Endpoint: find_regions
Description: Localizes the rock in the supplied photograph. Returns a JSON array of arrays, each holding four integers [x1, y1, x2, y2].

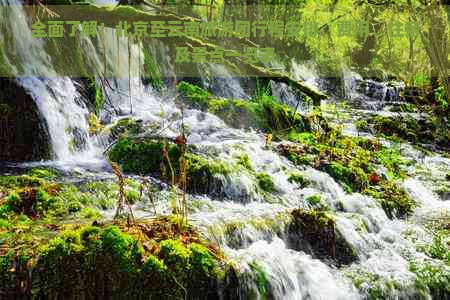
[[287, 209, 358, 266], [0, 78, 51, 161]]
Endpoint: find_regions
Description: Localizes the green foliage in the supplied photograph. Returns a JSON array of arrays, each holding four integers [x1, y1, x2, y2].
[[375, 147, 406, 179], [99, 226, 144, 272], [80, 207, 102, 219], [189, 243, 216, 275], [281, 129, 415, 217], [435, 86, 449, 110], [125, 188, 140, 204], [5, 191, 21, 207], [412, 74, 430, 87], [28, 168, 58, 180], [322, 162, 352, 192], [287, 131, 317, 144], [185, 154, 234, 194], [365, 181, 415, 218], [369, 114, 449, 148], [355, 119, 370, 132], [0, 174, 45, 189], [35, 188, 65, 216], [418, 230, 450, 262], [142, 255, 166, 273], [0, 41, 12, 76], [346, 268, 402, 299], [410, 260, 450, 299], [158, 239, 218, 284]]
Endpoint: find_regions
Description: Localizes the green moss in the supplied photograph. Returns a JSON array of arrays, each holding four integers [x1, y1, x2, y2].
[[0, 215, 224, 298], [256, 172, 275, 193], [369, 114, 449, 147], [125, 189, 140, 204], [287, 131, 317, 145], [185, 154, 234, 194], [34, 188, 65, 217], [305, 195, 322, 206], [142, 254, 166, 273], [0, 218, 12, 229], [375, 147, 406, 179], [417, 230, 450, 262], [236, 153, 253, 171], [142, 48, 164, 91], [409, 260, 450, 299], [288, 209, 357, 264], [0, 41, 12, 76], [178, 81, 313, 134], [249, 262, 269, 299], [345, 268, 402, 299], [287, 171, 310, 188], [355, 119, 370, 132], [0, 174, 45, 189], [158, 239, 218, 284], [109, 117, 141, 138], [80, 207, 102, 219], [177, 81, 210, 108], [108, 138, 181, 174], [321, 161, 367, 193], [280, 130, 415, 218], [28, 168, 58, 180], [365, 181, 416, 218]]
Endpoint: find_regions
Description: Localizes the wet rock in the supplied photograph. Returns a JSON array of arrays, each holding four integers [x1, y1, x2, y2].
[[0, 78, 51, 161], [287, 209, 358, 266]]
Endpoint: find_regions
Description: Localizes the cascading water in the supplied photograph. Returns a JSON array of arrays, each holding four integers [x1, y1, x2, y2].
[[0, 0, 101, 164], [342, 67, 406, 110], [1, 2, 449, 299]]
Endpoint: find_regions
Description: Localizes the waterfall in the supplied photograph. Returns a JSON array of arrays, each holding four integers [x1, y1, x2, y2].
[[342, 67, 406, 110], [0, 0, 100, 163], [1, 2, 449, 299]]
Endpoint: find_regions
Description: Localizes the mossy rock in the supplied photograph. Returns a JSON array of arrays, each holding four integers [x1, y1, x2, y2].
[[287, 171, 310, 188], [0, 224, 227, 299], [287, 209, 357, 265], [319, 161, 369, 194], [109, 118, 142, 140], [185, 154, 232, 196], [178, 81, 313, 134], [369, 114, 450, 148], [256, 172, 276, 193], [365, 181, 416, 219], [108, 137, 181, 175]]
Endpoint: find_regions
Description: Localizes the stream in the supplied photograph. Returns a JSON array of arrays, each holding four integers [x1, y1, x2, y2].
[[0, 1, 449, 299]]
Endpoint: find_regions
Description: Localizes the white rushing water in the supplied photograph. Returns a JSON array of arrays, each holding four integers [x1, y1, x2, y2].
[[1, 2, 449, 299], [0, 0, 102, 165]]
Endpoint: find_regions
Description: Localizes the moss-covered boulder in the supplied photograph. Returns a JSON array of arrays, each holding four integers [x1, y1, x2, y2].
[[369, 114, 450, 149], [0, 222, 229, 299], [108, 137, 236, 196], [287, 209, 358, 265], [178, 81, 314, 134], [277, 130, 415, 219], [108, 137, 181, 175]]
